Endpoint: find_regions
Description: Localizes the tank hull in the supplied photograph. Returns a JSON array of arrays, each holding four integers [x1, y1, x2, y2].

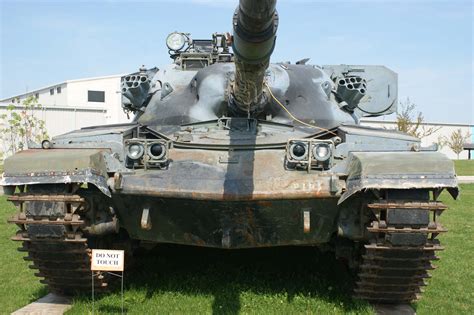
[[112, 195, 339, 248], [0, 125, 460, 302]]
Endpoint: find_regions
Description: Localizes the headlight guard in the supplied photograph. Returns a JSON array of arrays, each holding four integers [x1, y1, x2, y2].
[[286, 139, 335, 170]]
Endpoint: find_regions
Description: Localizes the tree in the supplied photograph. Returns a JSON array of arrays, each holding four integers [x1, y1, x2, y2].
[[396, 98, 440, 139], [443, 129, 471, 159], [0, 96, 49, 157], [436, 134, 447, 150]]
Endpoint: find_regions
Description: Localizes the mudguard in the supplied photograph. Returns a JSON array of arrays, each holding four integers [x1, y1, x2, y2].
[[339, 151, 459, 204], [0, 149, 111, 197]]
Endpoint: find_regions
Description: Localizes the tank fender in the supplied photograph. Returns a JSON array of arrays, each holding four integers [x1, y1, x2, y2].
[[338, 151, 459, 204], [0, 149, 113, 197]]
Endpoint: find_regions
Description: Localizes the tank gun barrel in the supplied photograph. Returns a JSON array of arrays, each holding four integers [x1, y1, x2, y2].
[[231, 0, 278, 115]]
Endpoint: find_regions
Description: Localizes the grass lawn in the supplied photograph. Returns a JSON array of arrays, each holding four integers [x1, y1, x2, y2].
[[0, 185, 472, 314], [454, 160, 474, 176], [414, 183, 474, 314], [0, 196, 47, 314]]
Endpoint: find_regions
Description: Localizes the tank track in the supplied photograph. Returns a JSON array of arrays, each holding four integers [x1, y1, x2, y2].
[[8, 193, 109, 294], [354, 198, 447, 303]]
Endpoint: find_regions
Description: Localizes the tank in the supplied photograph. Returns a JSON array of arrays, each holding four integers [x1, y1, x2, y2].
[[1, 0, 459, 304]]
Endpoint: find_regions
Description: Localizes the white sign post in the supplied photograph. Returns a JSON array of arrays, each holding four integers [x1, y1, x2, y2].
[[91, 249, 125, 314]]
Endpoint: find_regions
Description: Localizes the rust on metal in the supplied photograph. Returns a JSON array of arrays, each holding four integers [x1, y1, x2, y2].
[[8, 215, 85, 226], [303, 211, 310, 233], [116, 149, 343, 201], [12, 233, 87, 243], [367, 201, 447, 211], [8, 194, 85, 203], [183, 233, 207, 246], [367, 225, 447, 234], [364, 243, 444, 251], [140, 208, 152, 230]]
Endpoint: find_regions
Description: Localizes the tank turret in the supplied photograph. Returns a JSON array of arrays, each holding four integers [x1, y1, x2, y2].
[[230, 0, 278, 116]]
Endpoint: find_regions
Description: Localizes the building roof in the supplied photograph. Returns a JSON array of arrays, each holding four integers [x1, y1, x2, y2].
[[361, 118, 474, 128], [464, 143, 474, 150], [0, 74, 125, 102]]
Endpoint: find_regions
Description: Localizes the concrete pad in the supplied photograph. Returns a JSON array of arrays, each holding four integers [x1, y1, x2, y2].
[[373, 304, 416, 315], [12, 293, 72, 315], [458, 176, 474, 184]]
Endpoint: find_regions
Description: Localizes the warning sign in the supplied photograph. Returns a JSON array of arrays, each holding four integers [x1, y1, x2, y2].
[[91, 249, 125, 271]]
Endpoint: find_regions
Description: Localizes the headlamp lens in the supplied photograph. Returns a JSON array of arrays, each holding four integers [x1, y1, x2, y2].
[[313, 143, 331, 161], [128, 143, 144, 160], [289, 142, 308, 160]]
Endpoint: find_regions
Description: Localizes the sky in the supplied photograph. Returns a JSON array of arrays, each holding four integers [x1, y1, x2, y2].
[[0, 0, 472, 124]]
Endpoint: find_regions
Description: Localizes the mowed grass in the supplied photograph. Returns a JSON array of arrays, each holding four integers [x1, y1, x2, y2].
[[0, 196, 47, 313], [414, 184, 474, 314], [67, 247, 372, 314], [0, 186, 472, 314], [454, 160, 474, 176]]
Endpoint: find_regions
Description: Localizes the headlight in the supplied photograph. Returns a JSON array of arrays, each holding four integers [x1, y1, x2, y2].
[[166, 32, 186, 51], [127, 143, 144, 160], [147, 143, 166, 160], [289, 141, 308, 161], [313, 143, 331, 162]]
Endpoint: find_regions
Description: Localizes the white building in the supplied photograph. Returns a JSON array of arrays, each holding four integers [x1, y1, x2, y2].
[[0, 74, 131, 141]]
